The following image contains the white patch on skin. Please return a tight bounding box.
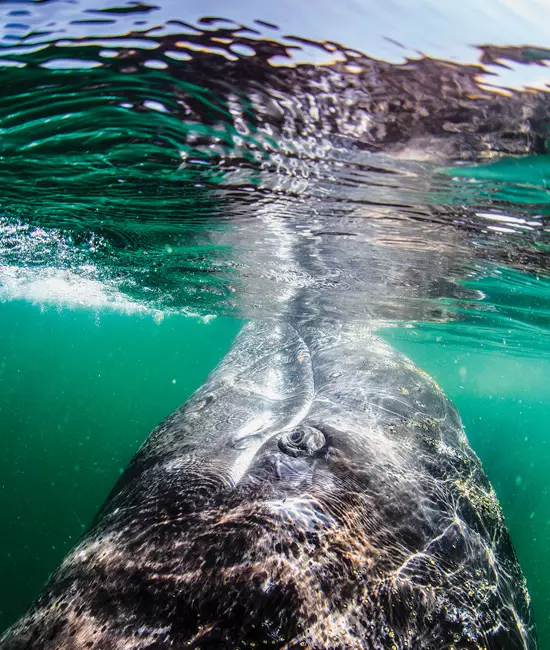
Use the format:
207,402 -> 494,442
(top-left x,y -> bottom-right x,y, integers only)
233,412 -> 275,441
230,437 -> 268,484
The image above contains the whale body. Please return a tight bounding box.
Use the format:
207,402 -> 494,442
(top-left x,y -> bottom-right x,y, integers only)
0,320 -> 537,649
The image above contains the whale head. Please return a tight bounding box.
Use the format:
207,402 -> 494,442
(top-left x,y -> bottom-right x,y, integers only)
0,320 -> 536,649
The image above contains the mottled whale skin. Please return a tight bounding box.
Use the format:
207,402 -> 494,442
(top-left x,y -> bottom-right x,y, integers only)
0,321 -> 537,649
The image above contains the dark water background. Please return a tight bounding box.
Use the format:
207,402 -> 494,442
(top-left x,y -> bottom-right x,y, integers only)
0,0 -> 549,646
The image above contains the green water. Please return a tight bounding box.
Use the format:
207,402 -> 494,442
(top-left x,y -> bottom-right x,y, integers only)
1,300 -> 549,643
0,301 -> 241,633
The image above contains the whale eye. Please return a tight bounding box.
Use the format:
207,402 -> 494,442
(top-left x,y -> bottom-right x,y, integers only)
279,426 -> 326,458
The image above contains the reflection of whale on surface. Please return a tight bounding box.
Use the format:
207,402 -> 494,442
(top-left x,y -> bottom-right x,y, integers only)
0,320 -> 537,649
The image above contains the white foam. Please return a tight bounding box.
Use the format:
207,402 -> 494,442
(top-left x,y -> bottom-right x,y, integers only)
0,217 -> 216,322
0,265 -> 162,316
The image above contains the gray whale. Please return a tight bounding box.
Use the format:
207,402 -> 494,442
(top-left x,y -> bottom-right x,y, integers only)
0,320 -> 537,649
